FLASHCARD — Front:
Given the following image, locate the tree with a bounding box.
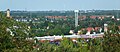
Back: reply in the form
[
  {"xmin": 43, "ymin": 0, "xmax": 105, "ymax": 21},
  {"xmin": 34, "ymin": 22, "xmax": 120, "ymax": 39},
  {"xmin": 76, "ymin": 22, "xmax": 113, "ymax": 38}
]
[
  {"xmin": 102, "ymin": 24, "xmax": 120, "ymax": 52},
  {"xmin": 0, "ymin": 12, "xmax": 33, "ymax": 51}
]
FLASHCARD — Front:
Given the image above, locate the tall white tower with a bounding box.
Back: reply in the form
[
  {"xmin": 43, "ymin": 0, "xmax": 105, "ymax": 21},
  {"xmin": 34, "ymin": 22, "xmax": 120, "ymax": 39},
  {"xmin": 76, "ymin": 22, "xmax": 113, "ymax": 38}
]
[
  {"xmin": 74, "ymin": 10, "xmax": 79, "ymax": 27},
  {"xmin": 7, "ymin": 9, "xmax": 10, "ymax": 17},
  {"xmin": 104, "ymin": 24, "xmax": 108, "ymax": 32}
]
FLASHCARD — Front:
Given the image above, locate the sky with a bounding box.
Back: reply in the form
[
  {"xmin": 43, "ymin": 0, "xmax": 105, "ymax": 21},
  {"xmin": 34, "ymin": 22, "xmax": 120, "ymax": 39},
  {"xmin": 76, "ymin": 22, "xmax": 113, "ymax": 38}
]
[{"xmin": 0, "ymin": 0, "xmax": 120, "ymax": 11}]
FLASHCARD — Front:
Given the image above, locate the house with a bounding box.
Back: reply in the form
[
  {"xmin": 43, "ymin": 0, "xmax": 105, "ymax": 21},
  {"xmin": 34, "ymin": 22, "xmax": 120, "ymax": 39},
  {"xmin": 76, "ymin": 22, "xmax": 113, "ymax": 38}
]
[
  {"xmin": 94, "ymin": 27, "xmax": 101, "ymax": 31},
  {"xmin": 69, "ymin": 30, "xmax": 74, "ymax": 34},
  {"xmin": 90, "ymin": 16, "xmax": 96, "ymax": 19},
  {"xmin": 45, "ymin": 16, "xmax": 67, "ymax": 19},
  {"xmin": 86, "ymin": 27, "xmax": 94, "ymax": 32},
  {"xmin": 118, "ymin": 26, "xmax": 120, "ymax": 30},
  {"xmin": 78, "ymin": 16, "xmax": 86, "ymax": 20}
]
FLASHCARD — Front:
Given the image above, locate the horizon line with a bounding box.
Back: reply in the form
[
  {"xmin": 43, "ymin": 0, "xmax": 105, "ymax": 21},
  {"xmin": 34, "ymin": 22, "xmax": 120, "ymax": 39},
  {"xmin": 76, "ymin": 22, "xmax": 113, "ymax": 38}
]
[{"xmin": 0, "ymin": 9, "xmax": 120, "ymax": 11}]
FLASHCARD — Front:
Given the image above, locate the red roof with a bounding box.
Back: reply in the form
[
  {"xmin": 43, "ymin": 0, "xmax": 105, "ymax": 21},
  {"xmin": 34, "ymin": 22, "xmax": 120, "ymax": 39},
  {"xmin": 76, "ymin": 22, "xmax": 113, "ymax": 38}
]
[
  {"xmin": 94, "ymin": 27, "xmax": 100, "ymax": 31},
  {"xmin": 90, "ymin": 16, "xmax": 96, "ymax": 19},
  {"xmin": 78, "ymin": 16, "xmax": 86, "ymax": 20},
  {"xmin": 86, "ymin": 27, "xmax": 94, "ymax": 32},
  {"xmin": 45, "ymin": 16, "xmax": 66, "ymax": 19}
]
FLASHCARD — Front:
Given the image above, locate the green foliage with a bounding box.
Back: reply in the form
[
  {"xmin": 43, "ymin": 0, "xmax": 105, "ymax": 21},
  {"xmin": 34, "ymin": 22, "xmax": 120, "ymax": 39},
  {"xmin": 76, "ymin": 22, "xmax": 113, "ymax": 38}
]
[
  {"xmin": 90, "ymin": 38, "xmax": 103, "ymax": 52},
  {"xmin": 0, "ymin": 12, "xmax": 33, "ymax": 51},
  {"xmin": 2, "ymin": 11, "xmax": 120, "ymax": 52},
  {"xmin": 103, "ymin": 24, "xmax": 120, "ymax": 52},
  {"xmin": 35, "ymin": 38, "xmax": 91, "ymax": 52}
]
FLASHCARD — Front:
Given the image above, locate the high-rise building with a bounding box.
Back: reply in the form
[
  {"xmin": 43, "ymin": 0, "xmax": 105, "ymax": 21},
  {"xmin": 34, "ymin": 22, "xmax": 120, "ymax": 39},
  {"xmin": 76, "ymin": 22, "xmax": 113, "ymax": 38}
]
[
  {"xmin": 74, "ymin": 10, "xmax": 79, "ymax": 27},
  {"xmin": 7, "ymin": 9, "xmax": 10, "ymax": 17}
]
